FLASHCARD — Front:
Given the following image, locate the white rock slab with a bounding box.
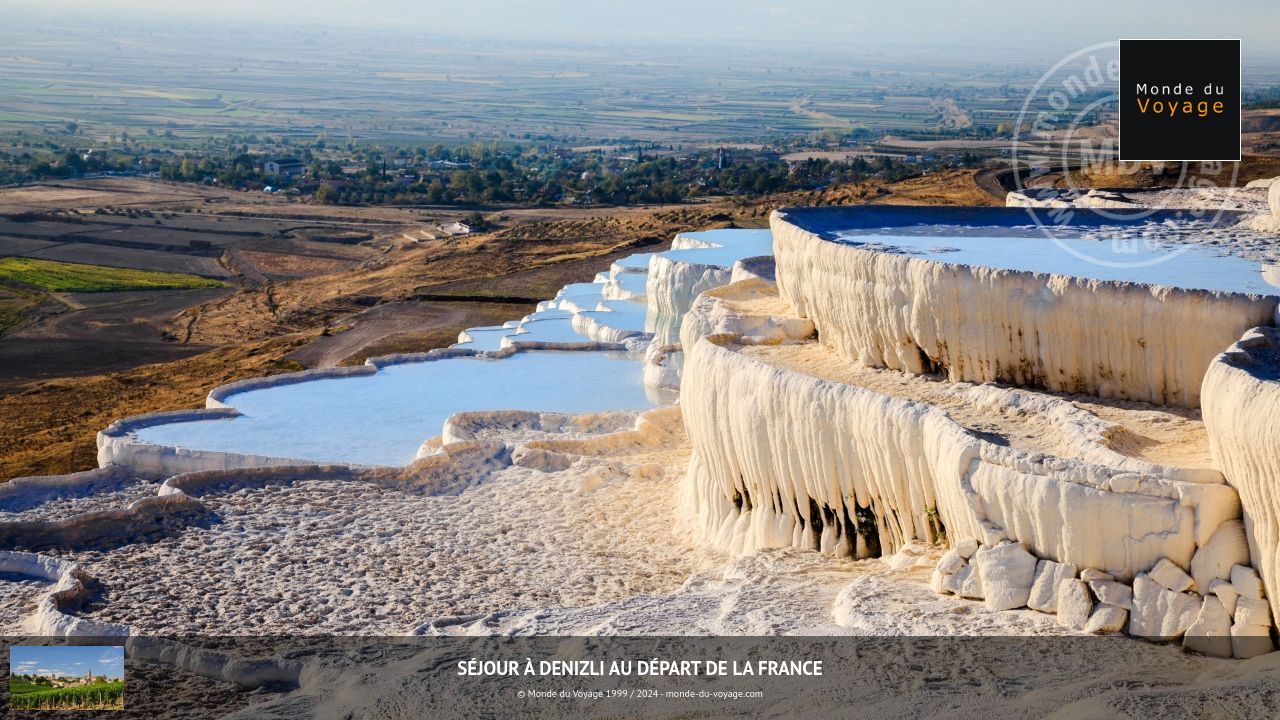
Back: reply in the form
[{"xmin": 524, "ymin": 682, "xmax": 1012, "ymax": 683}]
[
  {"xmin": 886, "ymin": 543, "xmax": 931, "ymax": 570},
  {"xmin": 1057, "ymin": 579, "xmax": 1093, "ymax": 631},
  {"xmin": 1085, "ymin": 602, "xmax": 1126, "ymax": 630},
  {"xmin": 1130, "ymin": 575, "xmax": 1200, "ymax": 640},
  {"xmin": 1149, "ymin": 558, "xmax": 1195, "ymax": 593},
  {"xmin": 1191, "ymin": 520, "xmax": 1249, "ymax": 594},
  {"xmin": 1183, "ymin": 596, "xmax": 1233, "ymax": 658},
  {"xmin": 1231, "ymin": 564, "xmax": 1266, "ymax": 599},
  {"xmin": 973, "ymin": 542, "xmax": 1037, "ymax": 611},
  {"xmin": 930, "ymin": 568, "xmax": 947, "ymax": 595},
  {"xmin": 1209, "ymin": 578, "xmax": 1239, "ymax": 617},
  {"xmin": 1084, "ymin": 605, "xmax": 1128, "ymax": 635},
  {"xmin": 1028, "ymin": 559, "xmax": 1077, "ymax": 614},
  {"xmin": 1235, "ymin": 595, "xmax": 1273, "ymax": 628},
  {"xmin": 955, "ymin": 538, "xmax": 979, "ymax": 559},
  {"xmin": 952, "ymin": 564, "xmax": 984, "ymax": 600},
  {"xmin": 1088, "ymin": 580, "xmax": 1133, "ymax": 610},
  {"xmin": 1231, "ymin": 622, "xmax": 1275, "ymax": 659},
  {"xmin": 1080, "ymin": 568, "xmax": 1114, "ymax": 583},
  {"xmin": 937, "ymin": 549, "xmax": 966, "ymax": 575}
]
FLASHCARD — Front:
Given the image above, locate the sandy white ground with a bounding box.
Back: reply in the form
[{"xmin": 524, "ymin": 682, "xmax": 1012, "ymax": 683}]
[
  {"xmin": 5, "ymin": 404, "xmax": 1069, "ymax": 639},
  {"xmin": 50, "ymin": 416, "xmax": 717, "ymax": 634},
  {"xmin": 0, "ymin": 479, "xmax": 161, "ymax": 522},
  {"xmin": 447, "ymin": 544, "xmax": 1065, "ymax": 637},
  {"xmin": 0, "ymin": 571, "xmax": 48, "ymax": 631}
]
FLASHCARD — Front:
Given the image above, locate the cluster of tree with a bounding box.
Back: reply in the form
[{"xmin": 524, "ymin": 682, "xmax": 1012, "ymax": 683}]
[
  {"xmin": 1245, "ymin": 86, "xmax": 1280, "ymax": 109},
  {"xmin": 306, "ymin": 147, "xmax": 959, "ymax": 207},
  {"xmin": 0, "ymin": 149, "xmax": 137, "ymax": 182},
  {"xmin": 2, "ymin": 129, "xmax": 983, "ymax": 206},
  {"xmin": 11, "ymin": 674, "xmax": 110, "ymax": 685}
]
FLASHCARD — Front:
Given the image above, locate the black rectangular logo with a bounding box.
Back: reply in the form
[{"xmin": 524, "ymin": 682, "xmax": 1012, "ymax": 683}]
[{"xmin": 1119, "ymin": 39, "xmax": 1241, "ymax": 161}]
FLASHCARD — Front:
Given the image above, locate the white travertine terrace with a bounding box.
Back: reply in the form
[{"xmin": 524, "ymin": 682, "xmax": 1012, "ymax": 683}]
[
  {"xmin": 0, "ymin": 466, "xmax": 140, "ymax": 514},
  {"xmin": 680, "ymin": 314, "xmax": 1238, "ymax": 576},
  {"xmin": 457, "ymin": 234, "xmax": 770, "ymax": 353},
  {"xmin": 571, "ymin": 300, "xmax": 650, "ymax": 344},
  {"xmin": 646, "ymin": 250, "xmax": 735, "ymax": 345},
  {"xmin": 97, "ymin": 343, "xmax": 663, "ymax": 473},
  {"xmin": 1203, "ymin": 327, "xmax": 1280, "ymax": 628},
  {"xmin": 679, "ymin": 277, "xmax": 815, "ymax": 350},
  {"xmin": 98, "ymin": 406, "xmax": 319, "ymax": 474},
  {"xmin": 643, "ymin": 254, "xmax": 793, "ymax": 391},
  {"xmin": 641, "ymin": 231, "xmax": 777, "ymax": 388},
  {"xmin": 771, "ymin": 209, "xmax": 1277, "ymax": 407},
  {"xmin": 9, "ymin": 197, "xmax": 1280, "ymax": 667},
  {"xmin": 674, "ymin": 199, "xmax": 1280, "ymax": 656},
  {"xmin": 644, "ymin": 229, "xmax": 773, "ymax": 345},
  {"xmin": 95, "ymin": 228, "xmax": 772, "ymax": 475},
  {"xmin": 677, "ymin": 264, "xmax": 1271, "ymax": 655}
]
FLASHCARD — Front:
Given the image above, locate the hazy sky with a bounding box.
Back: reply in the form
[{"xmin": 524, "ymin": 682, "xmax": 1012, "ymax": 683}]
[
  {"xmin": 10, "ymin": 646, "xmax": 124, "ymax": 680},
  {"xmin": 9, "ymin": 0, "xmax": 1280, "ymax": 57}
]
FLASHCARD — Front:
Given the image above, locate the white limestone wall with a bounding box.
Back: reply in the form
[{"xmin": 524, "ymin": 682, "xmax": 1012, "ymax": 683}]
[
  {"xmin": 1203, "ymin": 326, "xmax": 1280, "ymax": 625},
  {"xmin": 770, "ymin": 210, "xmax": 1277, "ymax": 407},
  {"xmin": 645, "ymin": 254, "xmax": 735, "ymax": 346},
  {"xmin": 570, "ymin": 307, "xmax": 650, "ymax": 344},
  {"xmin": 729, "ymin": 255, "xmax": 776, "ymax": 284},
  {"xmin": 680, "ymin": 338, "xmax": 1239, "ymax": 579},
  {"xmin": 642, "ymin": 256, "xmax": 780, "ymax": 390},
  {"xmin": 641, "ymin": 342, "xmax": 682, "ymax": 391},
  {"xmin": 644, "ymin": 231, "xmax": 773, "ymax": 346},
  {"xmin": 681, "ymin": 339, "xmax": 980, "ymax": 558}
]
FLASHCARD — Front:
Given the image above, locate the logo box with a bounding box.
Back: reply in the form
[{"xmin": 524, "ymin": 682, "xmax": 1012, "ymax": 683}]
[{"xmin": 1119, "ymin": 39, "xmax": 1241, "ymax": 161}]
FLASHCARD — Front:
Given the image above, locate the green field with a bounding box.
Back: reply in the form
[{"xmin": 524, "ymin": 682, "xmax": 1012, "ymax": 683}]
[
  {"xmin": 0, "ymin": 257, "xmax": 226, "ymax": 292},
  {"xmin": 9, "ymin": 680, "xmax": 125, "ymax": 710}
]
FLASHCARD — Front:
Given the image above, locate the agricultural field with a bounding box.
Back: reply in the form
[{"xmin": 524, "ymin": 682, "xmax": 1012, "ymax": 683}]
[
  {"xmin": 0, "ymin": 285, "xmax": 43, "ymax": 334},
  {"xmin": 0, "ymin": 257, "xmax": 226, "ymax": 292},
  {"xmin": 9, "ymin": 679, "xmax": 125, "ymax": 711},
  {"xmin": 0, "ymin": 179, "xmax": 421, "ymax": 389},
  {"xmin": 0, "ymin": 18, "xmax": 1067, "ymax": 148}
]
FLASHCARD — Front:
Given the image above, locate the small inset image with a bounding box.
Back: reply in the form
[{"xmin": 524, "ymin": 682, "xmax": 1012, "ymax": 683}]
[{"xmin": 8, "ymin": 645, "xmax": 124, "ymax": 711}]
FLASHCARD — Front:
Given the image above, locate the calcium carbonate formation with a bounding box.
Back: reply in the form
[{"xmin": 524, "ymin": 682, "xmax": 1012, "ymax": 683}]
[
  {"xmin": 677, "ymin": 195, "xmax": 1280, "ymax": 657},
  {"xmin": 0, "ymin": 223, "xmax": 774, "ymax": 639},
  {"xmin": 5, "ymin": 178, "xmax": 1280, "ymax": 669}
]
